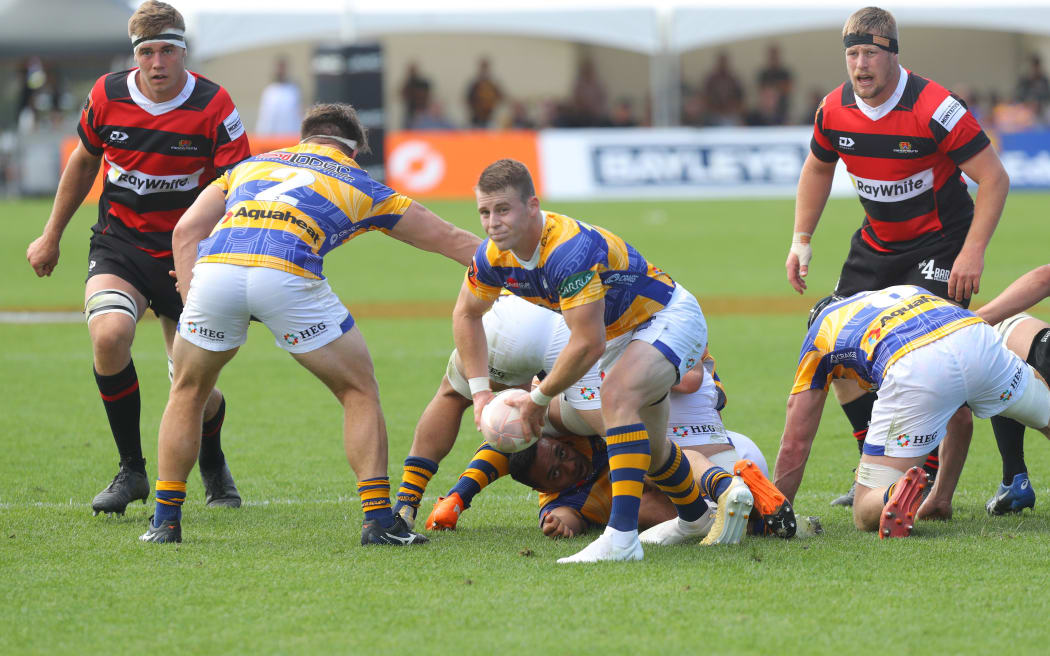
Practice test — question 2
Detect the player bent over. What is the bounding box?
[455,159,752,563]
[25,1,250,515]
[139,103,480,545]
[773,285,1050,538]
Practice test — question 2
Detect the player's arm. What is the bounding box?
[541,506,588,539]
[949,145,1010,302]
[26,143,102,277]
[389,202,482,266]
[510,299,606,439]
[772,387,828,503]
[976,264,1050,325]
[787,152,837,294]
[171,185,227,304]
[452,280,497,426]
[670,358,704,394]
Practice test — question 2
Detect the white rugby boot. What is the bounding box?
[638,507,716,545]
[700,476,753,546]
[556,526,643,563]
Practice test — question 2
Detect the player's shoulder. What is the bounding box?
[92,69,133,104]
[820,82,851,114]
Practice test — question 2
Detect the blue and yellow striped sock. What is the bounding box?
[649,442,708,522]
[448,442,510,507]
[153,480,186,527]
[883,482,897,504]
[359,477,394,528]
[698,467,733,501]
[394,457,438,514]
[606,423,651,533]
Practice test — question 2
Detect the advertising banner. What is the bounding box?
[997,129,1050,189]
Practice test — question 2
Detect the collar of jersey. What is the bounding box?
[127,69,195,116]
[510,211,548,270]
[290,141,359,167]
[853,65,907,121]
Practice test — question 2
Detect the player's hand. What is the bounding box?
[26,234,60,277]
[508,393,545,439]
[786,234,812,294]
[471,389,495,431]
[916,496,953,521]
[168,270,180,295]
[948,247,984,302]
[542,513,575,539]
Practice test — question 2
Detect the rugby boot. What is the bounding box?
[200,461,242,508]
[394,502,418,530]
[425,492,465,530]
[139,516,181,544]
[639,507,715,545]
[830,471,857,507]
[734,459,796,538]
[879,467,927,539]
[986,472,1036,515]
[91,460,150,516]
[701,476,753,546]
[361,516,429,546]
[557,526,643,563]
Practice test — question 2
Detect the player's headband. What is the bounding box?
[843,33,898,53]
[131,27,186,52]
[301,135,358,151]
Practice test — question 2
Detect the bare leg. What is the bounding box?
[917,407,972,521]
[852,453,926,531]
[405,376,473,463]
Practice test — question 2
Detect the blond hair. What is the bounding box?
[842,6,898,41]
[128,1,185,40]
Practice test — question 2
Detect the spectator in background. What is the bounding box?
[255,56,302,135]
[757,44,793,125]
[572,57,608,127]
[745,85,783,126]
[505,100,536,129]
[609,98,638,128]
[408,100,455,131]
[1015,54,1050,117]
[466,58,503,128]
[702,51,745,126]
[798,88,825,125]
[400,62,432,129]
[681,88,707,127]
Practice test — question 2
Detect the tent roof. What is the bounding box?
[0,0,133,56]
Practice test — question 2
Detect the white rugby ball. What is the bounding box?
[480,388,536,453]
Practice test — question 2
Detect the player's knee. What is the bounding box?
[88,315,136,358]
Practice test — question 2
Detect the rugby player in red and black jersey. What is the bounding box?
[25,1,250,516]
[783,7,1011,516]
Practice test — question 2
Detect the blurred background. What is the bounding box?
[5,0,1050,199]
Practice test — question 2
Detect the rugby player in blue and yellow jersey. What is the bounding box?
[138,103,481,546]
[773,285,1050,538]
[453,159,752,563]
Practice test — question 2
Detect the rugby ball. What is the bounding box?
[480,388,536,453]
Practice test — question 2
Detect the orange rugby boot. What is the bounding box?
[734,459,796,538]
[879,466,927,539]
[425,492,465,530]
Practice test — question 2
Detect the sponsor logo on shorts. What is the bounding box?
[684,357,697,370]
[284,321,328,347]
[89,260,96,270]
[578,386,598,400]
[558,271,595,298]
[849,168,933,202]
[1001,365,1025,401]
[1000,390,1013,402]
[897,432,937,447]
[234,206,320,244]
[488,366,508,380]
[185,321,224,340]
[919,259,950,283]
[672,424,724,437]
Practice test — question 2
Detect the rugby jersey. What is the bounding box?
[466,212,675,339]
[78,69,251,257]
[197,142,412,279]
[811,69,990,253]
[792,284,984,394]
[538,435,611,525]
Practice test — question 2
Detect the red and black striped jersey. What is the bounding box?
[78,69,251,258]
[810,69,990,253]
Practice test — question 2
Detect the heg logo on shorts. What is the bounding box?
[558,271,595,298]
[185,321,224,340]
[234,206,320,245]
[284,321,328,346]
[672,424,725,437]
[897,432,937,447]
[579,386,598,400]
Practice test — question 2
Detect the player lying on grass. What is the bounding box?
[975,264,1050,514]
[773,284,1050,538]
[138,103,481,545]
[427,352,795,543]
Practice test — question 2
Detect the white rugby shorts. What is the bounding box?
[864,322,1029,458]
[179,263,354,354]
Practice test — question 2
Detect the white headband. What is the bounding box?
[301,135,358,151]
[131,27,186,52]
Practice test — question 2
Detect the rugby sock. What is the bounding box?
[394,456,438,513]
[649,442,708,522]
[606,424,651,535]
[698,467,733,501]
[447,443,510,507]
[990,415,1027,485]
[198,397,226,471]
[94,360,143,469]
[923,450,940,478]
[853,429,868,455]
[883,482,897,505]
[153,480,186,527]
[358,477,395,528]
[842,392,877,454]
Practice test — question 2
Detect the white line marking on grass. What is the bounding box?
[0,311,83,323]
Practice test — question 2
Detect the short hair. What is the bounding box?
[507,444,540,488]
[476,159,536,203]
[128,1,185,40]
[842,6,898,42]
[300,103,370,154]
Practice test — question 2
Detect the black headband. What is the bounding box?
[844,33,898,53]
[131,32,186,48]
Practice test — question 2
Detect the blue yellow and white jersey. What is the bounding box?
[538,435,611,526]
[466,211,675,340]
[792,285,984,394]
[196,143,413,279]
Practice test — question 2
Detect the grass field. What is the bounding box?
[4,195,1050,655]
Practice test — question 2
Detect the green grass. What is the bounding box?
[4,195,1050,655]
